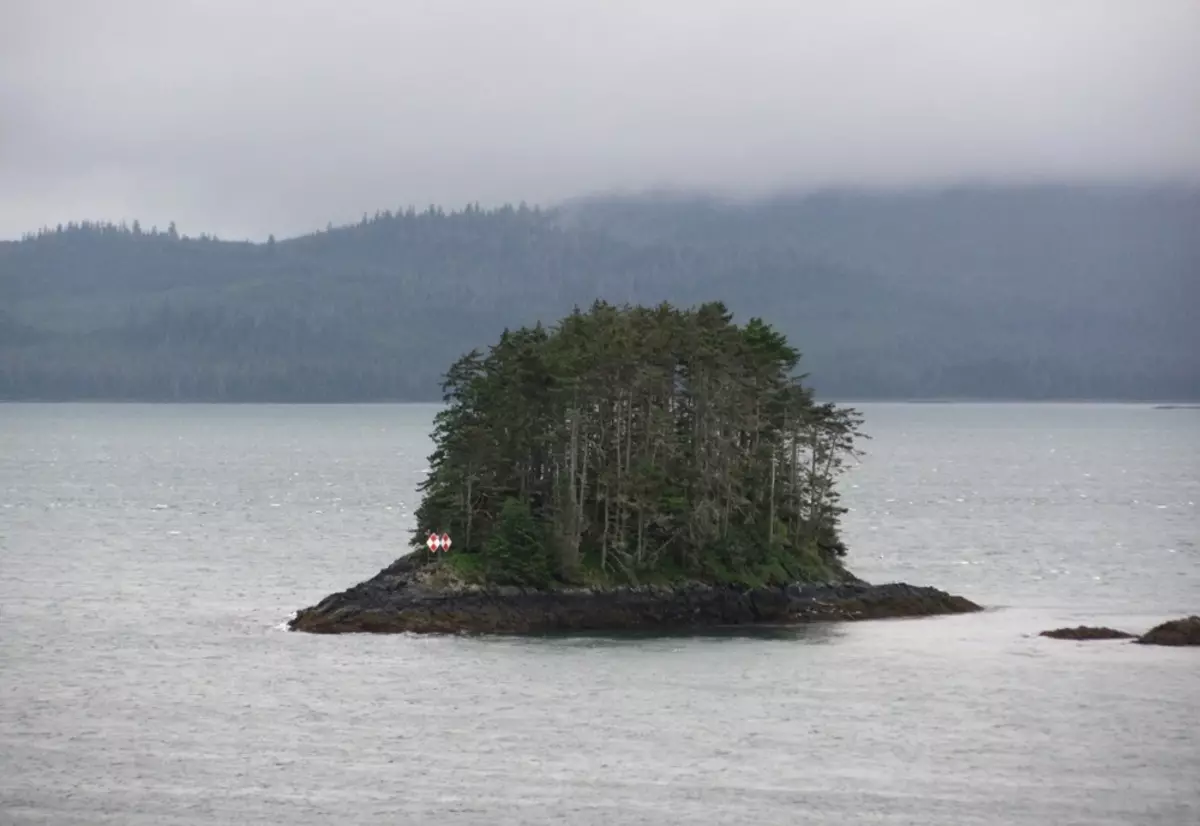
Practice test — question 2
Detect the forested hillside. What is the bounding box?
[1,185,1197,401]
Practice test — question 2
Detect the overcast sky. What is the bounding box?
[2,0,1198,240]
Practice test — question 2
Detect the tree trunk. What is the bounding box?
[563,393,581,573]
[768,453,776,545]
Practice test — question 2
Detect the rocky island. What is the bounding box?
[1039,617,1200,647]
[290,301,981,634]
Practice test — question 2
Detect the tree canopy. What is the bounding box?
[411,301,864,588]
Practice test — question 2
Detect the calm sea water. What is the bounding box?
[1,402,1197,825]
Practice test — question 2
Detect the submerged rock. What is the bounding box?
[288,555,983,635]
[1136,616,1200,647]
[1039,626,1135,641]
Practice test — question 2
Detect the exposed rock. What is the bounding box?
[1136,616,1200,647]
[288,554,982,635]
[1039,626,1135,641]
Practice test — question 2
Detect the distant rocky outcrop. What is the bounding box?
[1039,626,1135,641]
[1038,616,1200,646]
[288,554,982,635]
[1136,616,1200,647]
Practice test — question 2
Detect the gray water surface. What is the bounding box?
[1,403,1197,825]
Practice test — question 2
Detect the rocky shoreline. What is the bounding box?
[1039,626,1136,641]
[288,554,983,635]
[1040,616,1200,647]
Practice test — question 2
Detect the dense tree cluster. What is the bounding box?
[412,301,863,587]
[1,185,1197,401]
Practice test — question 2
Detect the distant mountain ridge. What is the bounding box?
[1,184,1197,401]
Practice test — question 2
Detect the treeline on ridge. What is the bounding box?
[2,185,1197,401]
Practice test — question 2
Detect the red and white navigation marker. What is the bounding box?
[426,532,453,553]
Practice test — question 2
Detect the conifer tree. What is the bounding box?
[412,301,864,587]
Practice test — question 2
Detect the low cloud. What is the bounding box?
[2,0,1198,239]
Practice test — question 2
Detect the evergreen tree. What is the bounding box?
[412,301,865,588]
[480,497,556,587]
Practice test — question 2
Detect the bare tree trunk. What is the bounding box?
[576,436,589,551]
[768,453,776,545]
[622,393,634,547]
[789,424,799,540]
[601,485,610,571]
[464,469,473,548]
[614,392,625,548]
[561,396,580,573]
[636,509,646,564]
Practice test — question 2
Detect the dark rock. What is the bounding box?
[288,556,983,635]
[1039,626,1136,641]
[1136,616,1200,647]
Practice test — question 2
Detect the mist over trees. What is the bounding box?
[1,185,1196,402]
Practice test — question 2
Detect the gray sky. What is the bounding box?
[2,0,1199,241]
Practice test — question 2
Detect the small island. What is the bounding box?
[1040,617,1200,646]
[290,301,980,634]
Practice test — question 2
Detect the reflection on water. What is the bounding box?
[491,622,846,646]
